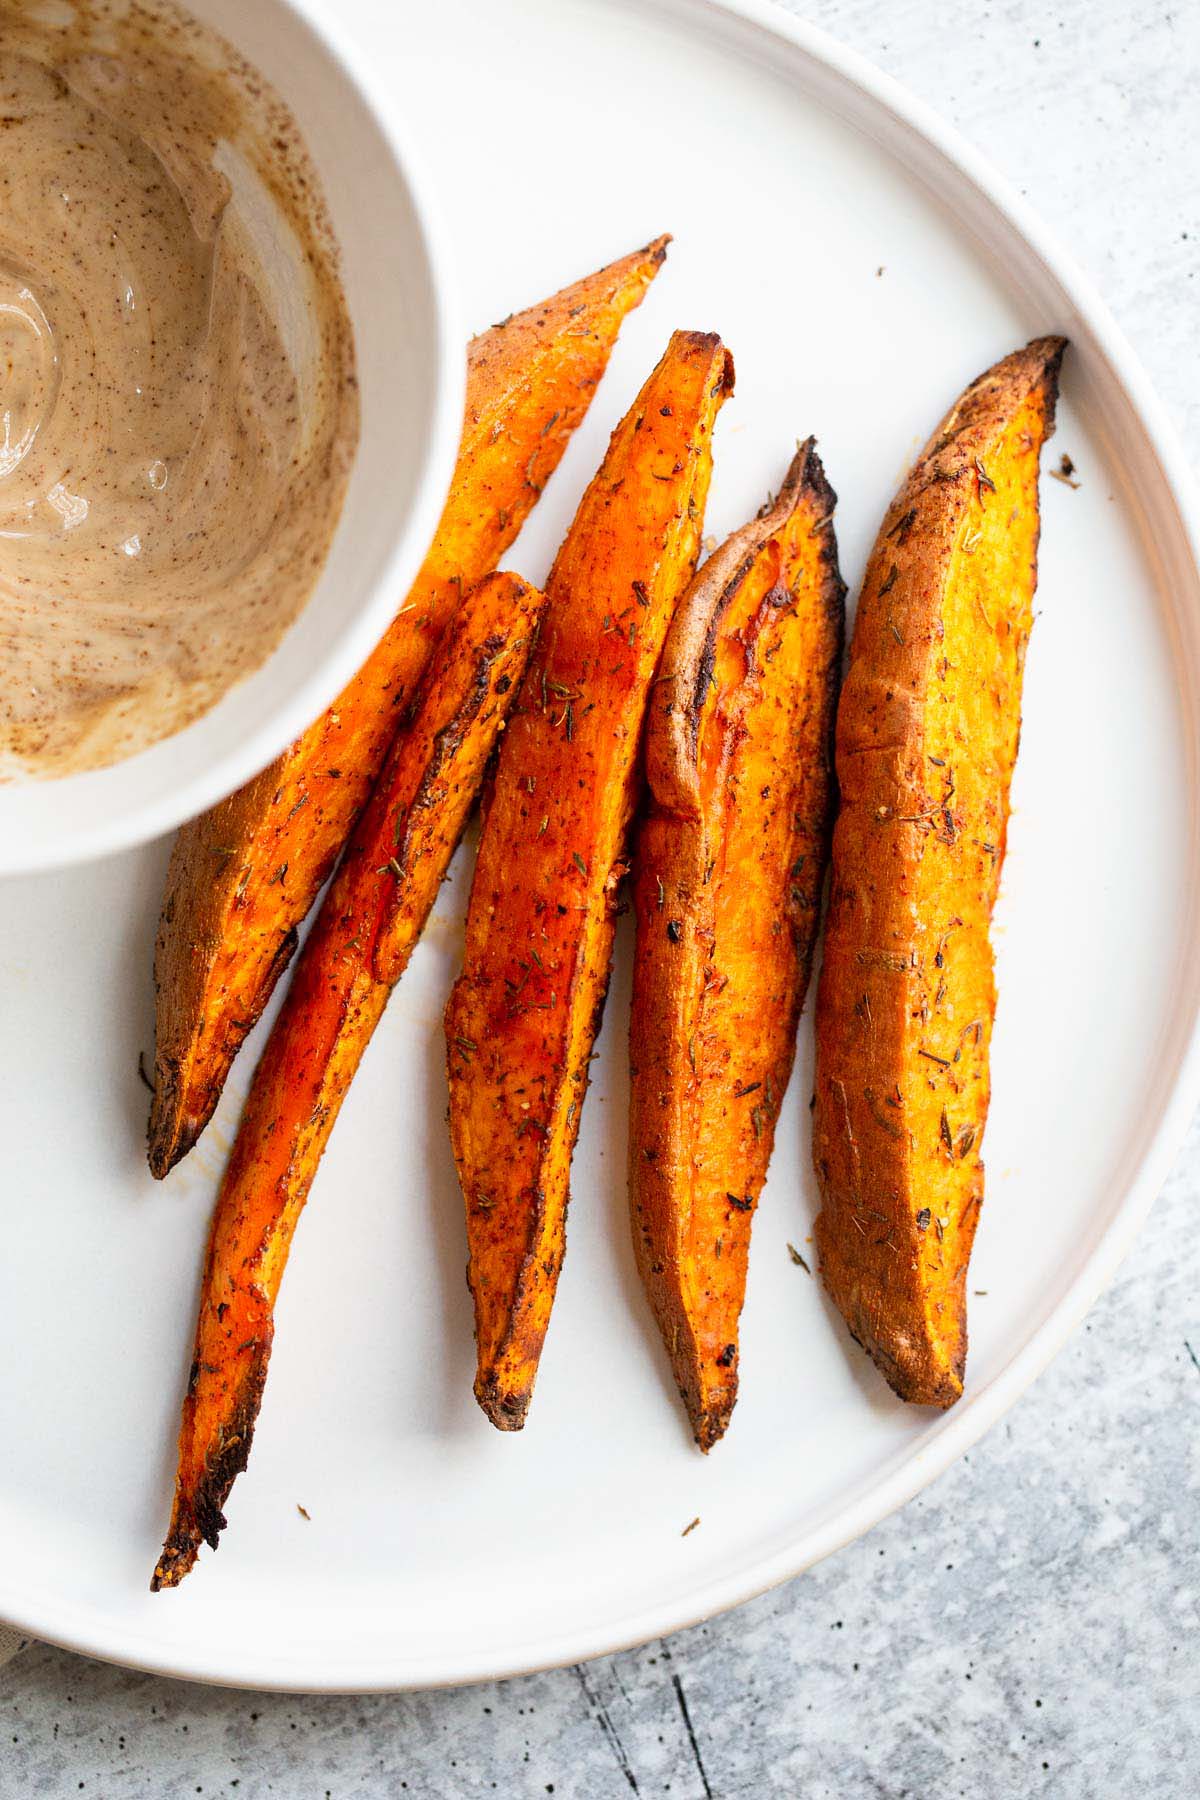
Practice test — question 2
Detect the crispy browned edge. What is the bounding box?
[651,444,843,801]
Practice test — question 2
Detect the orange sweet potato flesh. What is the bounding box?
[812,337,1066,1408]
[152,571,544,1588]
[148,238,669,1179]
[628,442,845,1450]
[445,330,735,1430]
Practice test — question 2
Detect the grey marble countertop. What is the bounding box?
[5,0,1199,1793]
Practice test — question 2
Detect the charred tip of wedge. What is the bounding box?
[1031,335,1067,438]
[844,1307,965,1411]
[675,1343,739,1453]
[151,1478,230,1590]
[152,1481,236,1592]
[1019,334,1068,399]
[692,1396,735,1455]
[145,1071,186,1181]
[146,1089,207,1180]
[474,1376,531,1432]
[150,1530,201,1592]
[147,921,300,1179]
[669,1340,739,1453]
[152,1354,266,1589]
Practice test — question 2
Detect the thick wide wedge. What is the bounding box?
[629,442,844,1450]
[812,336,1066,1407]
[445,329,735,1430]
[153,572,544,1588]
[149,238,668,1177]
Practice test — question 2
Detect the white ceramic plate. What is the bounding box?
[2,0,1199,1691]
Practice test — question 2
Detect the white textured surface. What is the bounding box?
[4,0,1199,1790]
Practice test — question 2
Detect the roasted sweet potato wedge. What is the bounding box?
[812,337,1066,1408]
[628,442,845,1450]
[153,571,544,1588]
[445,329,735,1430]
[148,239,669,1178]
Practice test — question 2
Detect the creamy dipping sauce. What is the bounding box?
[0,0,358,777]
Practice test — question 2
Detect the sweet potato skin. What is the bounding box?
[152,572,544,1588]
[629,443,845,1450]
[149,239,669,1178]
[812,337,1066,1407]
[445,330,735,1431]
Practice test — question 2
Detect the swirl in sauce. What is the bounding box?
[0,0,358,777]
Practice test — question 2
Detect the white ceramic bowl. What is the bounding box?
[0,0,462,877]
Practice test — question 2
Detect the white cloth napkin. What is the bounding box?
[0,1626,26,1667]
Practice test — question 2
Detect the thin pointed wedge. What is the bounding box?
[445,329,735,1431]
[628,442,845,1450]
[149,238,669,1177]
[153,571,544,1588]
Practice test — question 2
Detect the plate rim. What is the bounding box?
[5,0,1200,1691]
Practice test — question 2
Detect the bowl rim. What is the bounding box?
[0,0,464,878]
